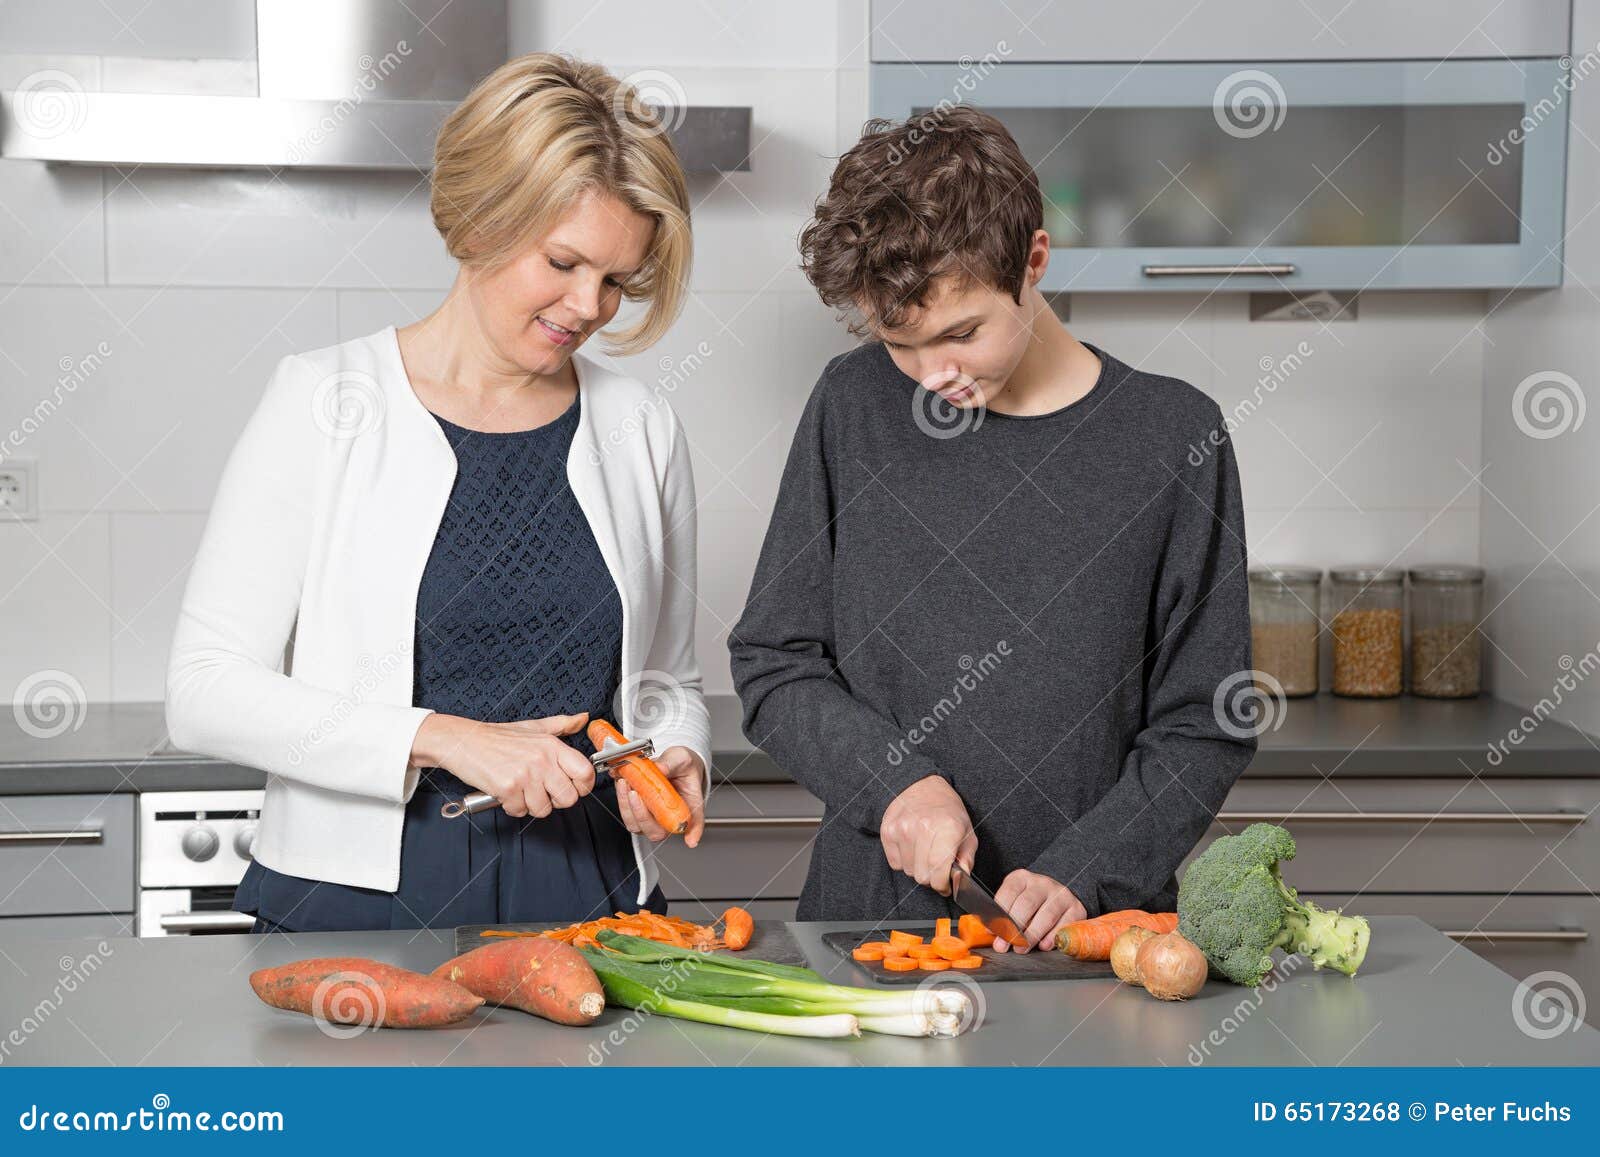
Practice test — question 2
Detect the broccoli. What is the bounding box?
[1177,823,1370,987]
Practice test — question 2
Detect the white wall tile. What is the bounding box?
[0,512,112,700]
[0,162,105,285]
[0,0,256,60]
[109,512,207,699]
[336,289,444,341]
[509,0,844,68]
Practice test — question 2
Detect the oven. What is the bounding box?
[137,789,261,936]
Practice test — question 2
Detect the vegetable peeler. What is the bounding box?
[439,734,658,819]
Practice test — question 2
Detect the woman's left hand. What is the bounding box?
[615,746,706,848]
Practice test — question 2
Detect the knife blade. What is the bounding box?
[949,863,1028,948]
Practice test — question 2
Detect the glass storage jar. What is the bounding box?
[1248,566,1322,697]
[1328,566,1403,698]
[1407,564,1484,698]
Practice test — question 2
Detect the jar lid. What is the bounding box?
[1249,565,1323,585]
[1408,564,1484,583]
[1329,565,1404,584]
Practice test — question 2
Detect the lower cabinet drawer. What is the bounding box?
[0,795,135,917]
[1182,778,1599,894]
[0,914,132,941]
[648,784,821,902]
[1306,892,1596,1027]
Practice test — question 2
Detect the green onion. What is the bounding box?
[594,929,825,983]
[590,965,860,1039]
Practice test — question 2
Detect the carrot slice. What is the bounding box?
[852,945,886,962]
[881,943,909,957]
[907,944,940,960]
[935,917,952,939]
[888,930,923,948]
[950,955,983,969]
[883,956,920,972]
[931,935,970,961]
[988,916,1029,948]
[918,958,951,971]
[857,940,893,953]
[958,914,992,947]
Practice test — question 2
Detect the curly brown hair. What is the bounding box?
[799,105,1042,335]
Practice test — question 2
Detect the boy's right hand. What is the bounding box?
[880,775,978,896]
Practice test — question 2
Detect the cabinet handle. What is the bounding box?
[703,816,821,828]
[158,911,256,933]
[1142,263,1297,277]
[1215,811,1585,824]
[1443,928,1588,943]
[0,829,104,846]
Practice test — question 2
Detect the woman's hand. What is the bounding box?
[615,745,706,848]
[411,711,597,819]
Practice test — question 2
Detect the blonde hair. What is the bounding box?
[430,53,692,355]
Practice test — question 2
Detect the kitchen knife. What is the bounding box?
[950,863,1029,948]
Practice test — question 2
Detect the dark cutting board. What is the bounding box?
[822,925,1115,984]
[454,920,810,966]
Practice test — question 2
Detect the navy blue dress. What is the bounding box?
[235,393,663,932]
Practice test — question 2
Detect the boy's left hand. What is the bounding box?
[616,746,706,848]
[992,868,1086,953]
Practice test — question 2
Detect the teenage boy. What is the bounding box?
[728,106,1256,950]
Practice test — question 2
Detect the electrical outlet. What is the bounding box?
[0,459,38,521]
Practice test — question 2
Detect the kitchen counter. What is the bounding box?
[3,918,1597,1066]
[2,694,1597,796]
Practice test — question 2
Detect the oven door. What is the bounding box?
[138,887,257,936]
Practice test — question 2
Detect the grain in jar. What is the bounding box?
[1248,566,1322,697]
[1407,564,1483,698]
[1328,566,1403,698]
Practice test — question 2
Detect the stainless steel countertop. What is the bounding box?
[1,917,1595,1066]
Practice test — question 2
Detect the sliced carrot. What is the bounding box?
[908,944,940,960]
[888,930,923,948]
[958,914,992,948]
[931,935,970,961]
[988,916,1029,948]
[852,945,887,962]
[950,956,984,969]
[881,942,909,957]
[883,956,920,972]
[935,917,952,939]
[857,940,892,953]
[917,958,951,971]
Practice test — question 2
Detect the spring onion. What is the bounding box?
[590,965,860,1039]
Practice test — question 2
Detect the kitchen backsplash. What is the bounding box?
[0,0,1484,705]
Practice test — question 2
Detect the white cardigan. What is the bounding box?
[166,326,711,902]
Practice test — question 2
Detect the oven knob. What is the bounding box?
[234,825,257,861]
[181,825,219,862]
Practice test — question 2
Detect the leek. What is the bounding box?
[592,965,860,1038]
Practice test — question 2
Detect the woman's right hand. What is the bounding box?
[410,711,596,818]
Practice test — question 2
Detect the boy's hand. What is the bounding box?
[880,775,977,897]
[992,868,1086,953]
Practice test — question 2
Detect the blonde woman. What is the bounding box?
[165,55,710,932]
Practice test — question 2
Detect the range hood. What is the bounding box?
[0,0,750,172]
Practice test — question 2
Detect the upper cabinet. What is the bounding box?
[867,1,1572,292]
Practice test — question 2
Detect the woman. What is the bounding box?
[165,54,710,933]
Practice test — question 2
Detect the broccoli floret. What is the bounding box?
[1177,823,1370,987]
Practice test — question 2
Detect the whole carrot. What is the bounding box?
[588,719,692,836]
[1055,912,1180,960]
[722,906,755,950]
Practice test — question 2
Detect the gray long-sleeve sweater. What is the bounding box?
[727,339,1257,923]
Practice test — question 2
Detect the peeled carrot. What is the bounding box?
[931,935,970,961]
[721,906,754,951]
[883,956,920,972]
[1055,912,1180,960]
[918,958,951,971]
[950,956,984,970]
[588,719,692,835]
[957,914,992,948]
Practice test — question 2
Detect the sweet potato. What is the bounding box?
[249,957,483,1029]
[432,938,604,1025]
